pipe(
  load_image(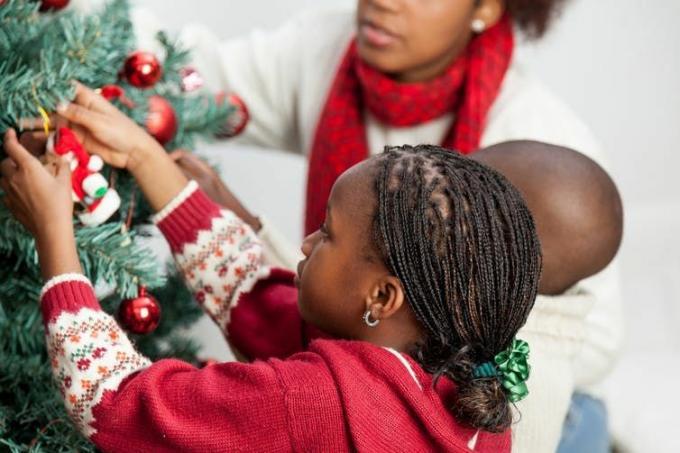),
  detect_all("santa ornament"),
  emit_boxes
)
[48,127,121,226]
